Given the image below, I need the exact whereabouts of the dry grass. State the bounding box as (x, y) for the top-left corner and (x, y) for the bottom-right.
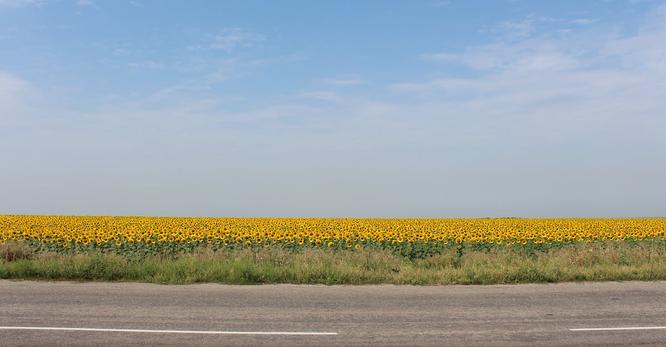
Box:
(0, 240), (35, 262)
(1, 240), (665, 284)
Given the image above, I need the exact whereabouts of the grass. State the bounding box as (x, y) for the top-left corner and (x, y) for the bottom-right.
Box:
(1, 240), (666, 284)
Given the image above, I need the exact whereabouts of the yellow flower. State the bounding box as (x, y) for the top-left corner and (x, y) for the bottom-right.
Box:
(0, 215), (664, 250)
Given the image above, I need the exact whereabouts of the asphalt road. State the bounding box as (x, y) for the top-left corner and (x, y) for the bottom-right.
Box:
(1, 281), (665, 346)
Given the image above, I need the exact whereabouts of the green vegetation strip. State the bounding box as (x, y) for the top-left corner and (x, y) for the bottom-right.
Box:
(1, 240), (666, 284)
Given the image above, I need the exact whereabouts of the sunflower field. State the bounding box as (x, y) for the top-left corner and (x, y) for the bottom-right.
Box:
(1, 215), (665, 258)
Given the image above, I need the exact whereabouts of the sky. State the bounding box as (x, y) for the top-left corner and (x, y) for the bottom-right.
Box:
(1, 0), (665, 217)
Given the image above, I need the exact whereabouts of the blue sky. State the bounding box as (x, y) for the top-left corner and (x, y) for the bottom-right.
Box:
(1, 0), (665, 217)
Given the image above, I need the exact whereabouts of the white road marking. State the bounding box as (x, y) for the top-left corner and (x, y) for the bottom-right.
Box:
(0, 326), (338, 336)
(570, 326), (666, 331)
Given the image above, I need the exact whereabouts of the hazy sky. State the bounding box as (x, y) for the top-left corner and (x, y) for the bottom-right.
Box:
(1, 0), (665, 217)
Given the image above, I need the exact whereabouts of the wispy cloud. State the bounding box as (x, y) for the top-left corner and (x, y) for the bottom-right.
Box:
(430, 1), (450, 8)
(0, 0), (96, 9)
(298, 91), (342, 102)
(571, 18), (599, 25)
(0, 0), (45, 8)
(320, 77), (365, 86)
(422, 13), (600, 71)
(498, 17), (537, 40)
(189, 28), (265, 53)
(398, 4), (666, 148)
(0, 70), (32, 123)
(3, 4), (666, 216)
(127, 60), (166, 70)
(0, 70), (28, 93)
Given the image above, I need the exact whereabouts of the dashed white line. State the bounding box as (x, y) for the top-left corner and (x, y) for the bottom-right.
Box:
(0, 326), (338, 336)
(570, 326), (666, 332)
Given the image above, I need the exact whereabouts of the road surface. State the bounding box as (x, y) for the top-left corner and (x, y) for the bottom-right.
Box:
(1, 280), (665, 346)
